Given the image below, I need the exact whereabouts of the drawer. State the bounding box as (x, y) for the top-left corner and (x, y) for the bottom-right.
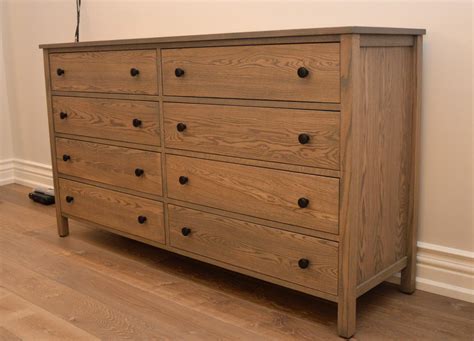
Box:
(162, 43), (340, 103)
(59, 179), (165, 243)
(56, 138), (162, 196)
(50, 50), (158, 95)
(52, 96), (160, 145)
(166, 155), (339, 234)
(164, 103), (340, 170)
(168, 205), (338, 294)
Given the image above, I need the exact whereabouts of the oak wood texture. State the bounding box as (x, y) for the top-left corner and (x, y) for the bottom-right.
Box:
(49, 50), (158, 95)
(3, 184), (471, 341)
(401, 35), (423, 294)
(164, 102), (340, 170)
(337, 34), (361, 338)
(52, 96), (160, 145)
(168, 204), (339, 295)
(166, 154), (339, 234)
(42, 50), (69, 237)
(355, 46), (413, 285)
(162, 43), (340, 103)
(59, 179), (165, 243)
(55, 138), (162, 196)
(39, 26), (426, 49)
(40, 28), (425, 338)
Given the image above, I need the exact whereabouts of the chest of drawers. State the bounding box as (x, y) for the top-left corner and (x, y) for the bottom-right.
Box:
(40, 27), (425, 338)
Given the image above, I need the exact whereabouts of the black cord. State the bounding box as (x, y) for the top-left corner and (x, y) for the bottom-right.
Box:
(74, 0), (81, 42)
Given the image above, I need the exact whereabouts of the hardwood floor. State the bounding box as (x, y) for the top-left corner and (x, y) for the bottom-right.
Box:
(0, 183), (472, 340)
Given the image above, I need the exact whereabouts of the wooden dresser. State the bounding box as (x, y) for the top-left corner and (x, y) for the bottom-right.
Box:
(40, 27), (425, 338)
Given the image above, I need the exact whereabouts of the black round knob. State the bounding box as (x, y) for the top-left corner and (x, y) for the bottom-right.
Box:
(137, 215), (147, 224)
(62, 154), (71, 162)
(132, 118), (142, 127)
(298, 258), (310, 269)
(298, 197), (309, 208)
(298, 133), (310, 145)
(65, 196), (74, 203)
(130, 68), (140, 77)
(134, 168), (144, 177)
(176, 123), (187, 132)
(56, 68), (65, 76)
(60, 112), (68, 120)
(181, 227), (191, 236)
(178, 176), (188, 185)
(175, 68), (185, 77)
(297, 67), (309, 78)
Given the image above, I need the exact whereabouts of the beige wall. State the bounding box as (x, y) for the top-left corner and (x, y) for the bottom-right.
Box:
(1, 0), (473, 252)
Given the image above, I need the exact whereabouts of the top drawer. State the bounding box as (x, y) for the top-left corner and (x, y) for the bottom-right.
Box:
(162, 43), (340, 103)
(49, 50), (158, 95)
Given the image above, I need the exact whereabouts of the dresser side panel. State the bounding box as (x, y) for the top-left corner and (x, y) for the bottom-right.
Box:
(356, 46), (414, 284)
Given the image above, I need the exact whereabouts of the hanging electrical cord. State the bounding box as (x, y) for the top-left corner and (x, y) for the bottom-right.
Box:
(74, 0), (81, 42)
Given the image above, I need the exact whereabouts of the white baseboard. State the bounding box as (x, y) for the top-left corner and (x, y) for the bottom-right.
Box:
(0, 158), (53, 188)
(0, 158), (473, 303)
(387, 242), (474, 303)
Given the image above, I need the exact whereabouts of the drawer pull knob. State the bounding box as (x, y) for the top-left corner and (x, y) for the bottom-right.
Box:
(137, 215), (147, 224)
(298, 258), (310, 269)
(297, 67), (309, 78)
(132, 118), (142, 127)
(178, 176), (189, 185)
(298, 197), (309, 208)
(130, 68), (140, 77)
(175, 68), (185, 77)
(62, 154), (71, 162)
(298, 133), (310, 145)
(59, 112), (68, 119)
(65, 196), (74, 203)
(181, 227), (191, 236)
(176, 123), (187, 132)
(56, 68), (65, 76)
(134, 168), (144, 177)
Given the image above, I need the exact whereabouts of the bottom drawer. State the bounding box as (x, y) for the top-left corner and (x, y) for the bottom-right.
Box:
(168, 204), (338, 295)
(59, 179), (165, 243)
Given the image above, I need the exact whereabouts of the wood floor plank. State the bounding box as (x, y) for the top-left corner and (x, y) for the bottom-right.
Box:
(0, 287), (98, 341)
(3, 219), (338, 340)
(0, 229), (267, 341)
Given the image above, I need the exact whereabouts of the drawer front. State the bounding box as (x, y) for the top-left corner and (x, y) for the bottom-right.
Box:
(168, 205), (338, 294)
(52, 96), (160, 145)
(50, 50), (158, 95)
(59, 179), (165, 243)
(162, 43), (340, 103)
(166, 155), (339, 234)
(56, 138), (162, 196)
(164, 103), (340, 170)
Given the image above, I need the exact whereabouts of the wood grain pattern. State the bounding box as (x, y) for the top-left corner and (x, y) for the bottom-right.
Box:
(52, 96), (160, 145)
(164, 103), (340, 169)
(43, 50), (69, 237)
(39, 26), (426, 49)
(337, 34), (361, 339)
(162, 43), (340, 102)
(166, 154), (339, 234)
(59, 179), (165, 243)
(401, 35), (423, 294)
(168, 204), (339, 295)
(55, 138), (162, 195)
(355, 46), (413, 285)
(5, 184), (471, 341)
(50, 50), (158, 94)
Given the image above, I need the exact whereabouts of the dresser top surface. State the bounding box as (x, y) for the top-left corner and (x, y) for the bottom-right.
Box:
(39, 26), (425, 49)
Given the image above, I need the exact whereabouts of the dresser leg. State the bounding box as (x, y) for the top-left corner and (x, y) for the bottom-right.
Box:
(400, 262), (416, 294)
(337, 296), (356, 338)
(57, 215), (69, 237)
